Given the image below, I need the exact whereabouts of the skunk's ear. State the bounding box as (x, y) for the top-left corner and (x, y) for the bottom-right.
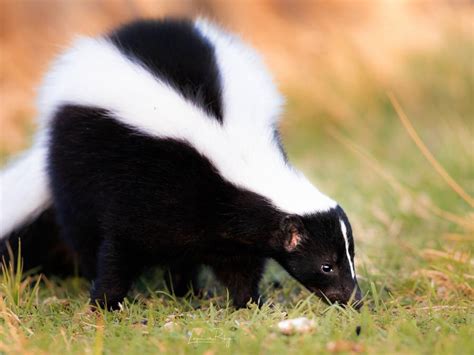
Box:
(280, 215), (305, 252)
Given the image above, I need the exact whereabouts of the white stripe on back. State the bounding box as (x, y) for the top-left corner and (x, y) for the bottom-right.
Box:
(36, 21), (337, 216)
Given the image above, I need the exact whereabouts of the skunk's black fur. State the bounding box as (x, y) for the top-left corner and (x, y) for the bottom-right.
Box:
(49, 105), (281, 307)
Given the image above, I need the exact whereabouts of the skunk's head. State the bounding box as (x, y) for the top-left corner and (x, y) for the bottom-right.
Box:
(275, 206), (362, 308)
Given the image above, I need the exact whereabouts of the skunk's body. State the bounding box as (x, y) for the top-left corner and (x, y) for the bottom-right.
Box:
(0, 19), (361, 309)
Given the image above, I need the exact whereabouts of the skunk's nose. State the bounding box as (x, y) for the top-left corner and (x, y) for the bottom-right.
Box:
(352, 297), (363, 310)
(348, 285), (363, 310)
(324, 285), (363, 310)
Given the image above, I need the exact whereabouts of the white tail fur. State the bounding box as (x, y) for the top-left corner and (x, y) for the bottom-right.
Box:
(0, 138), (51, 239)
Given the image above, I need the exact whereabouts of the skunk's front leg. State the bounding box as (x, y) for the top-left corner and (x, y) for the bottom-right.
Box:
(90, 240), (142, 310)
(213, 257), (266, 309)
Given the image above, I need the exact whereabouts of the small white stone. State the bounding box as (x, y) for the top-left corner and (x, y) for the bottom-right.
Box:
(277, 317), (316, 335)
(163, 321), (177, 331)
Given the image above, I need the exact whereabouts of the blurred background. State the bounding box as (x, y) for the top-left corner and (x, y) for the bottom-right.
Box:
(0, 0), (473, 300)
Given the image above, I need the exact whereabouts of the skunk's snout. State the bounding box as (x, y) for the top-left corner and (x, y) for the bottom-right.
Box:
(317, 284), (363, 310)
(351, 286), (363, 310)
(346, 284), (363, 310)
(345, 283), (363, 309)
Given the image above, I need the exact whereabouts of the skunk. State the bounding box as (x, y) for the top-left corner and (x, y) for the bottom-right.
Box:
(0, 19), (362, 309)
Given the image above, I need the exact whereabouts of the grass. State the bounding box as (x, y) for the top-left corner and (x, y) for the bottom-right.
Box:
(1, 24), (473, 355)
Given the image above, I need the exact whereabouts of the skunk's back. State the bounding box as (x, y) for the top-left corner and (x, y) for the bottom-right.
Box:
(37, 18), (333, 217)
(108, 19), (224, 122)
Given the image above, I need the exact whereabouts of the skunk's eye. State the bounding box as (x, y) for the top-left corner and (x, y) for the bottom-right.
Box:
(321, 264), (333, 273)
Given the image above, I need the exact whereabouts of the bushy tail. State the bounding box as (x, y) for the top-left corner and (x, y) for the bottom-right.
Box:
(0, 141), (51, 238)
(0, 141), (76, 275)
(0, 208), (76, 276)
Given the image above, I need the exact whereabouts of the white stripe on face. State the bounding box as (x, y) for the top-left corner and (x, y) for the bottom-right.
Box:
(340, 219), (355, 279)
